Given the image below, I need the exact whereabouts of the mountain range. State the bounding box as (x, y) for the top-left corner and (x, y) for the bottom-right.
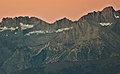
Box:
(0, 6), (120, 74)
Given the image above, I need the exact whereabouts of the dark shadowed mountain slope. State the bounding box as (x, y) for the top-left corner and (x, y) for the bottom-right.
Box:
(13, 56), (120, 74)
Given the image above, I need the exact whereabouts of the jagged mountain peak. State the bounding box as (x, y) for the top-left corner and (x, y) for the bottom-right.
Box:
(59, 17), (72, 21)
(53, 17), (73, 24)
(0, 6), (118, 26)
(0, 6), (120, 74)
(51, 17), (73, 29)
(102, 6), (115, 12)
(79, 6), (117, 22)
(0, 16), (50, 29)
(1, 16), (48, 24)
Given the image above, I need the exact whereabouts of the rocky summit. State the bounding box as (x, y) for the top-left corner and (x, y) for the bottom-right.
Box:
(0, 6), (120, 74)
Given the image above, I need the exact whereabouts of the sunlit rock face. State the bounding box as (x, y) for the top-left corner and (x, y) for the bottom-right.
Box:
(0, 6), (120, 74)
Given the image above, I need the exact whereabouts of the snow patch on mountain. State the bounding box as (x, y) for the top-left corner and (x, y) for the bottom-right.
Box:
(99, 23), (112, 26)
(0, 23), (34, 32)
(35, 43), (50, 56)
(25, 30), (53, 36)
(15, 32), (17, 34)
(114, 13), (120, 19)
(0, 26), (16, 31)
(20, 23), (34, 30)
(25, 27), (73, 36)
(55, 27), (73, 33)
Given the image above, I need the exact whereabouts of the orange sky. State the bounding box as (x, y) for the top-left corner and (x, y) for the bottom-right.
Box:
(0, 0), (119, 23)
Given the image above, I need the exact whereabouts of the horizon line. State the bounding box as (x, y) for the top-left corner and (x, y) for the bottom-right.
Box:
(0, 6), (119, 24)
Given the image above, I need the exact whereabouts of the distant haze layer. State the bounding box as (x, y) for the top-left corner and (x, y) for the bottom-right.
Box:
(0, 0), (119, 23)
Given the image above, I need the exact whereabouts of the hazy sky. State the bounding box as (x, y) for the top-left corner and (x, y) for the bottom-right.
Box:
(0, 0), (119, 23)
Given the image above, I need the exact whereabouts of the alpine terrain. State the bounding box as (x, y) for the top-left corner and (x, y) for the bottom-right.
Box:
(0, 6), (120, 74)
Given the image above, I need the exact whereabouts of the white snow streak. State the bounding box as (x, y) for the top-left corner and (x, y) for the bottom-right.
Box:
(0, 27), (16, 31)
(99, 23), (112, 26)
(20, 23), (34, 30)
(25, 27), (73, 36)
(0, 23), (34, 32)
(114, 13), (120, 19)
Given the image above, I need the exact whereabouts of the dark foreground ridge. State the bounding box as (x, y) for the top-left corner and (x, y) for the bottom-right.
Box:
(0, 6), (120, 74)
